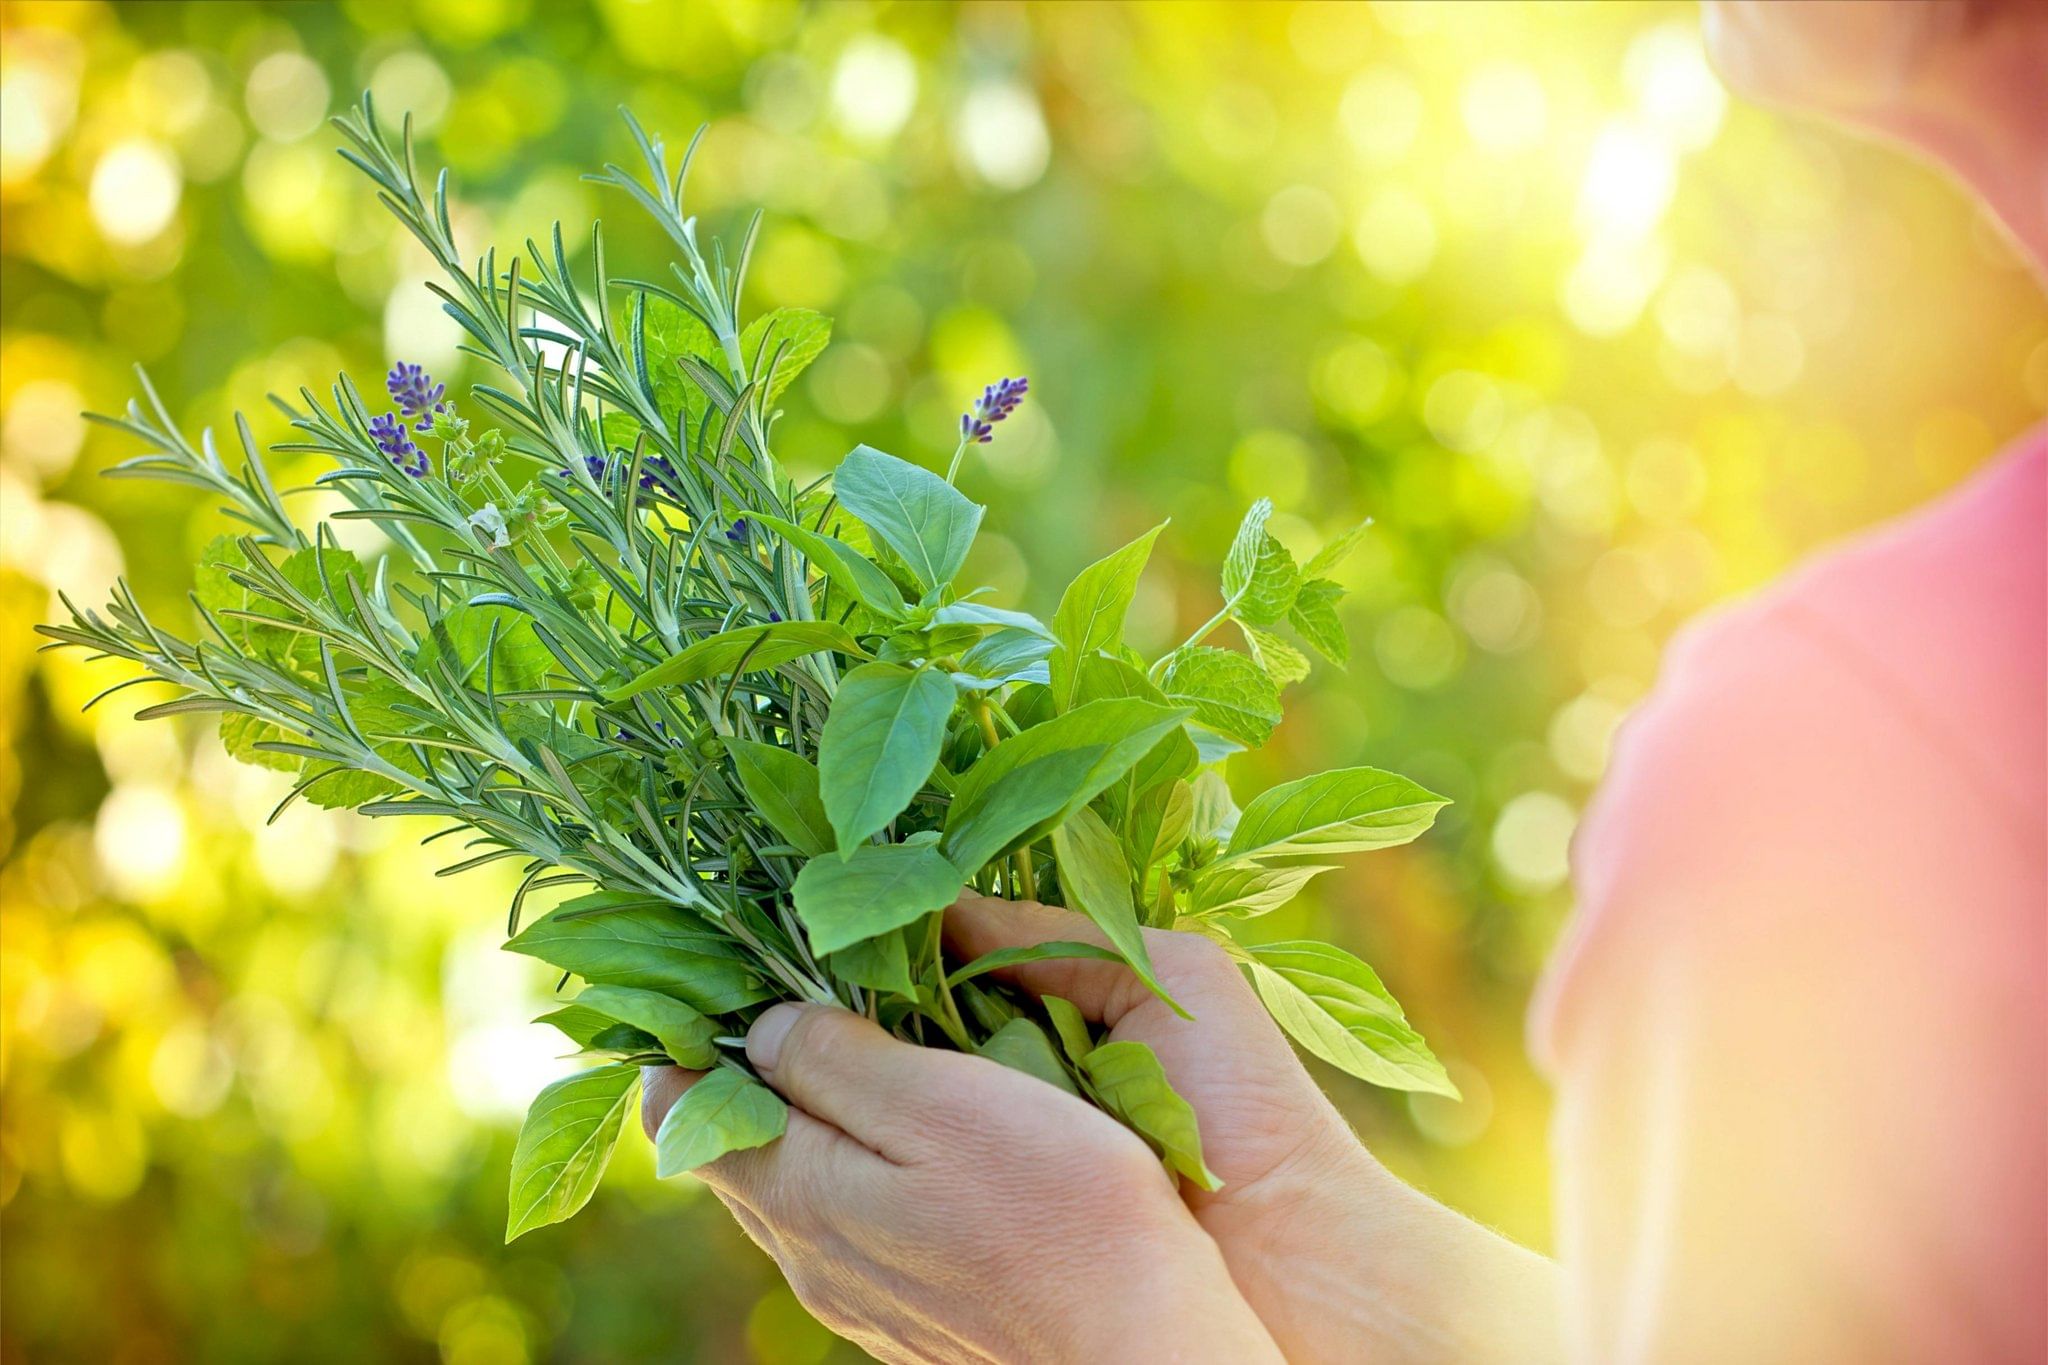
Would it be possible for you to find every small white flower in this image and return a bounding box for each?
[468,501,510,549]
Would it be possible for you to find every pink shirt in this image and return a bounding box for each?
[1532,431,2046,1364]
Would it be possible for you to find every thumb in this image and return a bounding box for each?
[746,1002,1031,1159]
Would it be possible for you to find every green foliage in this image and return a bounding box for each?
[41,94,1451,1238]
[653,1070,789,1177]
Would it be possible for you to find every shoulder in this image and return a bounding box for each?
[1532,433,2046,1068]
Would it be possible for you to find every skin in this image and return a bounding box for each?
[642,5,2048,1359]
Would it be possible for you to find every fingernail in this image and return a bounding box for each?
[746,1003,802,1074]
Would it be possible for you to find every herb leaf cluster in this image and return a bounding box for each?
[41,96,1455,1242]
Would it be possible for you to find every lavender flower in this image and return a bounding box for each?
[368,412,429,478]
[960,375,1029,445]
[386,362,447,432]
[725,518,751,544]
[557,451,679,497]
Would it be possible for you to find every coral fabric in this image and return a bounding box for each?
[1531,430,2047,1364]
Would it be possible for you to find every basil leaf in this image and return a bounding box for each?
[653,1069,788,1178]
[832,444,984,591]
[534,1003,630,1051]
[571,984,718,1069]
[1080,1040,1221,1190]
[739,306,831,407]
[609,621,867,700]
[506,894,772,1014]
[1050,805,1181,1015]
[725,740,834,858]
[1041,994,1095,1064]
[1188,861,1334,917]
[1245,941,1455,1097]
[1221,767,1448,864]
[755,513,907,620]
[817,662,956,852]
[1287,578,1348,663]
[933,601,1054,638]
[825,928,915,997]
[953,627,1054,690]
[946,940,1125,989]
[792,841,967,956]
[506,1063,638,1241]
[941,698,1189,873]
[1048,523,1164,708]
[976,1017,1082,1096]
[1158,645,1282,748]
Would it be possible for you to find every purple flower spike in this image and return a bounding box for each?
[387,361,447,433]
[960,375,1029,445]
[369,412,429,478]
[725,518,751,544]
[558,452,610,482]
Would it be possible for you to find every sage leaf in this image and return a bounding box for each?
[1050,805,1180,1014]
[976,1017,1082,1096]
[506,894,773,1014]
[756,513,907,620]
[833,444,984,591]
[792,841,967,956]
[1221,767,1448,864]
[818,662,956,852]
[1158,645,1282,747]
[571,984,718,1068]
[1080,1040,1221,1190]
[1049,523,1165,708]
[506,1063,638,1241]
[653,1069,788,1178]
[1245,941,1455,1097]
[725,740,834,857]
[610,621,866,700]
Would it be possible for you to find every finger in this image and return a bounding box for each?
[746,1001,1030,1160]
[944,892,1252,1027]
[640,1063,888,1222]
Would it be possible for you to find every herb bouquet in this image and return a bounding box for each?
[41,99,1455,1241]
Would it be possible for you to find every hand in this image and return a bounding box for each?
[641,996,1283,1364]
[945,894,1561,1365]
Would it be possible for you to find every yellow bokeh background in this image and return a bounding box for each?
[2,1,2042,1360]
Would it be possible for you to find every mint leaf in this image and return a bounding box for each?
[1158,646,1282,748]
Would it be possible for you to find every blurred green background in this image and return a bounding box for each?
[3,1,2043,1360]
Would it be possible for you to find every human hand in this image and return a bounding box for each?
[641,995,1283,1364]
[945,893,1560,1365]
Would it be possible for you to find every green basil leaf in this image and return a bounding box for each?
[976,1017,1082,1097]
[653,1069,788,1178]
[1158,645,1282,748]
[739,306,831,407]
[1127,778,1196,874]
[817,662,957,852]
[1080,1040,1221,1190]
[1189,861,1334,917]
[1287,578,1348,663]
[941,698,1189,873]
[570,984,719,1069]
[609,621,867,700]
[1245,941,1455,1097]
[953,627,1054,691]
[534,1003,630,1051]
[932,601,1054,638]
[506,894,772,1014]
[755,513,908,620]
[825,928,916,997]
[1041,994,1096,1065]
[792,841,967,956]
[1221,767,1448,864]
[945,940,1126,989]
[506,1064,638,1240]
[725,740,834,858]
[832,444,984,591]
[1050,805,1181,1015]
[1048,523,1165,708]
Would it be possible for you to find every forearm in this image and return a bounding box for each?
[1209,1140,1563,1365]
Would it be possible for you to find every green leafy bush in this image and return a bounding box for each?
[41,97,1452,1242]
